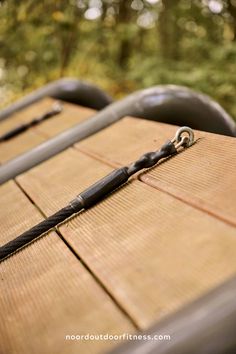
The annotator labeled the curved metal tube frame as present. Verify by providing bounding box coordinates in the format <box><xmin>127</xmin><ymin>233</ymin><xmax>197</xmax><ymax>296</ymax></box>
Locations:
<box><xmin>0</xmin><ymin>78</ymin><xmax>112</xmax><ymax>121</ymax></box>
<box><xmin>0</xmin><ymin>85</ymin><xmax>235</xmax><ymax>184</ymax></box>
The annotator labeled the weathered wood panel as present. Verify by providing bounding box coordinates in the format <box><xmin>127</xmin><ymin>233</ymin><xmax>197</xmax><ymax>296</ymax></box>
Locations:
<box><xmin>17</xmin><ymin>148</ymin><xmax>236</xmax><ymax>329</ymax></box>
<box><xmin>76</xmin><ymin>117</ymin><xmax>236</xmax><ymax>226</ymax></box>
<box><xmin>0</xmin><ymin>181</ymin><xmax>43</xmax><ymax>245</ymax></box>
<box><xmin>0</xmin><ymin>181</ymin><xmax>134</xmax><ymax>354</ymax></box>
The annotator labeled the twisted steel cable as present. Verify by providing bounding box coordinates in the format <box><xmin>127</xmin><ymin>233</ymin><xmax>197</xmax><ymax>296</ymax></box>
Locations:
<box><xmin>0</xmin><ymin>204</ymin><xmax>82</xmax><ymax>261</ymax></box>
<box><xmin>0</xmin><ymin>127</ymin><xmax>194</xmax><ymax>262</ymax></box>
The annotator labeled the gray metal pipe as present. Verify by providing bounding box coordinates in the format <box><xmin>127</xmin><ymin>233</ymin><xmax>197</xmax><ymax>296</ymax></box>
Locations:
<box><xmin>0</xmin><ymin>85</ymin><xmax>235</xmax><ymax>184</ymax></box>
<box><xmin>110</xmin><ymin>275</ymin><xmax>236</xmax><ymax>354</ymax></box>
<box><xmin>0</xmin><ymin>78</ymin><xmax>112</xmax><ymax>121</ymax></box>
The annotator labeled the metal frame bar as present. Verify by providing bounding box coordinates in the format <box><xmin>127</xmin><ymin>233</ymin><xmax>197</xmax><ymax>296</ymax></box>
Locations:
<box><xmin>0</xmin><ymin>77</ymin><xmax>112</xmax><ymax>121</ymax></box>
<box><xmin>0</xmin><ymin>85</ymin><xmax>235</xmax><ymax>184</ymax></box>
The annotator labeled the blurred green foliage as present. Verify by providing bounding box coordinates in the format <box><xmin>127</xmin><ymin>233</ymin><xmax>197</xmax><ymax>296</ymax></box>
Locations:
<box><xmin>0</xmin><ymin>0</ymin><xmax>236</xmax><ymax>119</ymax></box>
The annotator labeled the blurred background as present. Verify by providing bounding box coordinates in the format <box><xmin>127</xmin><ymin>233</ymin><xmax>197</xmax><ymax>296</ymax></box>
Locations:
<box><xmin>0</xmin><ymin>0</ymin><xmax>236</xmax><ymax>119</ymax></box>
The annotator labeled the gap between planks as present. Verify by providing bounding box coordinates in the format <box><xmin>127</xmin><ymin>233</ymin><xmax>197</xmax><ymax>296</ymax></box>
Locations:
<box><xmin>13</xmin><ymin>178</ymin><xmax>139</xmax><ymax>330</ymax></box>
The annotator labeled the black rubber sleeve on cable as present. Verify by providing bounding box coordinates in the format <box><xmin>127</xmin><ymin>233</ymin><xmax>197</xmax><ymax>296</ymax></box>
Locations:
<box><xmin>79</xmin><ymin>167</ymin><xmax>129</xmax><ymax>208</ymax></box>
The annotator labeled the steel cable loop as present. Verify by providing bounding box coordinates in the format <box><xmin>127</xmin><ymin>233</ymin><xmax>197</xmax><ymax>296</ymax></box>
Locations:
<box><xmin>0</xmin><ymin>127</ymin><xmax>195</xmax><ymax>262</ymax></box>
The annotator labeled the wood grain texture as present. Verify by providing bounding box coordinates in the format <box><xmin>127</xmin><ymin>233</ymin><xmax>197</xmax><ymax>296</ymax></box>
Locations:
<box><xmin>0</xmin><ymin>130</ymin><xmax>47</xmax><ymax>164</ymax></box>
<box><xmin>0</xmin><ymin>98</ymin><xmax>53</xmax><ymax>163</ymax></box>
<box><xmin>0</xmin><ymin>181</ymin><xmax>134</xmax><ymax>354</ymax></box>
<box><xmin>17</xmin><ymin>148</ymin><xmax>112</xmax><ymax>216</ymax></box>
<box><xmin>0</xmin><ymin>181</ymin><xmax>44</xmax><ymax>245</ymax></box>
<box><xmin>75</xmin><ymin>117</ymin><xmax>236</xmax><ymax>226</ymax></box>
<box><xmin>0</xmin><ymin>98</ymin><xmax>55</xmax><ymax>136</ymax></box>
<box><xmin>36</xmin><ymin>105</ymin><xmax>95</xmax><ymax>138</ymax></box>
<box><xmin>0</xmin><ymin>233</ymin><xmax>134</xmax><ymax>354</ymax></box>
<box><xmin>76</xmin><ymin>117</ymin><xmax>177</xmax><ymax>167</ymax></box>
<box><xmin>17</xmin><ymin>148</ymin><xmax>236</xmax><ymax>329</ymax></box>
<box><xmin>0</xmin><ymin>98</ymin><xmax>95</xmax><ymax>163</ymax></box>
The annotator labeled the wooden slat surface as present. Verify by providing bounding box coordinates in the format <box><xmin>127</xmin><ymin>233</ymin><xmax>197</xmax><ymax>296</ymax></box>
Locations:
<box><xmin>76</xmin><ymin>117</ymin><xmax>236</xmax><ymax>226</ymax></box>
<box><xmin>1</xmin><ymin>101</ymin><xmax>236</xmax><ymax>353</ymax></box>
<box><xmin>0</xmin><ymin>181</ymin><xmax>134</xmax><ymax>354</ymax></box>
<box><xmin>17</xmin><ymin>148</ymin><xmax>236</xmax><ymax>329</ymax></box>
<box><xmin>0</xmin><ymin>98</ymin><xmax>95</xmax><ymax>163</ymax></box>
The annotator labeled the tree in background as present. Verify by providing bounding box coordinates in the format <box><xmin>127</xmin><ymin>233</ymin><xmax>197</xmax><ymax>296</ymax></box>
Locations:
<box><xmin>0</xmin><ymin>0</ymin><xmax>236</xmax><ymax>118</ymax></box>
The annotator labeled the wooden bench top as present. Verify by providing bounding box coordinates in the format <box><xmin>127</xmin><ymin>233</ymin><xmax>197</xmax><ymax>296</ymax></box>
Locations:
<box><xmin>0</xmin><ymin>98</ymin><xmax>236</xmax><ymax>354</ymax></box>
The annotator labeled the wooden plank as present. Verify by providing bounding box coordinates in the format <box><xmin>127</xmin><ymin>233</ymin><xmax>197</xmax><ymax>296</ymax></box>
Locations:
<box><xmin>0</xmin><ymin>234</ymin><xmax>134</xmax><ymax>354</ymax></box>
<box><xmin>0</xmin><ymin>181</ymin><xmax>134</xmax><ymax>354</ymax></box>
<box><xmin>75</xmin><ymin>117</ymin><xmax>236</xmax><ymax>226</ymax></box>
<box><xmin>36</xmin><ymin>103</ymin><xmax>95</xmax><ymax>138</ymax></box>
<box><xmin>0</xmin><ymin>98</ymin><xmax>55</xmax><ymax>135</ymax></box>
<box><xmin>0</xmin><ymin>181</ymin><xmax>44</xmax><ymax>245</ymax></box>
<box><xmin>0</xmin><ymin>98</ymin><xmax>54</xmax><ymax>163</ymax></box>
<box><xmin>0</xmin><ymin>97</ymin><xmax>95</xmax><ymax>137</ymax></box>
<box><xmin>17</xmin><ymin>148</ymin><xmax>236</xmax><ymax>329</ymax></box>
<box><xmin>76</xmin><ymin>117</ymin><xmax>177</xmax><ymax>167</ymax></box>
<box><xmin>111</xmin><ymin>276</ymin><xmax>236</xmax><ymax>354</ymax></box>
<box><xmin>0</xmin><ymin>98</ymin><xmax>95</xmax><ymax>163</ymax></box>
<box><xmin>0</xmin><ymin>130</ymin><xmax>47</xmax><ymax>164</ymax></box>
